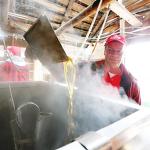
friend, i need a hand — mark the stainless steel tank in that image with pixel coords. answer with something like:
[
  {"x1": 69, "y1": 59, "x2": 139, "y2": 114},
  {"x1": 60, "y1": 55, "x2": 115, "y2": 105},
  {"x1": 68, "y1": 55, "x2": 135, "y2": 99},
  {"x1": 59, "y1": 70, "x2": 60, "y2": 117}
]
[{"x1": 0, "y1": 81, "x2": 138, "y2": 150}]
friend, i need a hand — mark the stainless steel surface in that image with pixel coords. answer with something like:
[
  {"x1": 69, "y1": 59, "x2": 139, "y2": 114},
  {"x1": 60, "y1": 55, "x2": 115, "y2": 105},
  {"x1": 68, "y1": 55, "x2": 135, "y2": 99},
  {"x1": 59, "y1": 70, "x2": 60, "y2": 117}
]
[
  {"x1": 0, "y1": 81, "x2": 139, "y2": 149},
  {"x1": 58, "y1": 108, "x2": 150, "y2": 150},
  {"x1": 76, "y1": 132, "x2": 108, "y2": 150},
  {"x1": 96, "y1": 108, "x2": 150, "y2": 149},
  {"x1": 121, "y1": 124, "x2": 150, "y2": 150}
]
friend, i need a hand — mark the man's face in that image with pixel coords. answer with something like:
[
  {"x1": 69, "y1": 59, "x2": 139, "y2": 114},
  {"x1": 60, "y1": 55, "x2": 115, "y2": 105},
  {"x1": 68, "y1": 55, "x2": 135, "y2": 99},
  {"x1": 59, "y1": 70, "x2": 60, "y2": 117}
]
[{"x1": 104, "y1": 41, "x2": 124, "y2": 67}]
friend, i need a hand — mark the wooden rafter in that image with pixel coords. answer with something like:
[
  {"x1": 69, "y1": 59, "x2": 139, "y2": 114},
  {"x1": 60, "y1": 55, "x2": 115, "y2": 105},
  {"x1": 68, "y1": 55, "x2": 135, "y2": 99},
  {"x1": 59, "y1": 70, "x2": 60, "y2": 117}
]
[
  {"x1": 0, "y1": 36, "x2": 27, "y2": 47},
  {"x1": 103, "y1": 16, "x2": 150, "y2": 37},
  {"x1": 122, "y1": 0, "x2": 139, "y2": 8},
  {"x1": 9, "y1": 18, "x2": 60, "y2": 32},
  {"x1": 9, "y1": 20, "x2": 31, "y2": 32},
  {"x1": 2, "y1": 0, "x2": 150, "y2": 47},
  {"x1": 104, "y1": 21, "x2": 119, "y2": 33},
  {"x1": 61, "y1": 0, "x2": 76, "y2": 24},
  {"x1": 108, "y1": 0, "x2": 150, "y2": 23},
  {"x1": 101, "y1": 4, "x2": 150, "y2": 35},
  {"x1": 8, "y1": 12, "x2": 37, "y2": 24},
  {"x1": 75, "y1": 22, "x2": 90, "y2": 31},
  {"x1": 32, "y1": 0, "x2": 66, "y2": 14},
  {"x1": 109, "y1": 0, "x2": 142, "y2": 26},
  {"x1": 101, "y1": 1, "x2": 150, "y2": 34},
  {"x1": 91, "y1": 13, "x2": 105, "y2": 37},
  {"x1": 81, "y1": 0, "x2": 96, "y2": 5},
  {"x1": 56, "y1": 0, "x2": 113, "y2": 35},
  {"x1": 127, "y1": 0, "x2": 150, "y2": 13},
  {"x1": 57, "y1": 0, "x2": 69, "y2": 6},
  {"x1": 9, "y1": 0, "x2": 16, "y2": 12},
  {"x1": 0, "y1": 0, "x2": 10, "y2": 25}
]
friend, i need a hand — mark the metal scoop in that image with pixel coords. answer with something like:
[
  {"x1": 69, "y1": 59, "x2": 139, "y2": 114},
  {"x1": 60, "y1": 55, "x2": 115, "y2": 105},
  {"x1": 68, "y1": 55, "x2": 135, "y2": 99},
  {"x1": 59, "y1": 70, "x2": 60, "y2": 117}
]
[{"x1": 24, "y1": 15, "x2": 68, "y2": 64}]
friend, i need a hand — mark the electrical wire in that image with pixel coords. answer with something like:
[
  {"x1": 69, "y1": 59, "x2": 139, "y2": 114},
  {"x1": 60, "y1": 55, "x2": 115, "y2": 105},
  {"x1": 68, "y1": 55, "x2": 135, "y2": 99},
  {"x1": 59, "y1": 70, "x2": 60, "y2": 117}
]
[
  {"x1": 9, "y1": 84, "x2": 16, "y2": 112},
  {"x1": 88, "y1": 9, "x2": 110, "y2": 60},
  {"x1": 81, "y1": 0, "x2": 103, "y2": 48}
]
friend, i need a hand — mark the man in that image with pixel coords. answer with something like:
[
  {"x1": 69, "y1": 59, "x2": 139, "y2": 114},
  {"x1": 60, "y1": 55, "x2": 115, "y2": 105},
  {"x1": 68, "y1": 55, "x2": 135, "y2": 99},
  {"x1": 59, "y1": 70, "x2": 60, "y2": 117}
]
[{"x1": 91, "y1": 34, "x2": 141, "y2": 105}]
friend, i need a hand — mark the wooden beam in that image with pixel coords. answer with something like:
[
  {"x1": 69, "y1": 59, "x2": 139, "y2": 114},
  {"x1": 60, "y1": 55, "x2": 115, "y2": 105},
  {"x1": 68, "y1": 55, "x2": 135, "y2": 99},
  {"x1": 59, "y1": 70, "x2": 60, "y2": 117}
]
[
  {"x1": 63, "y1": 27, "x2": 87, "y2": 36},
  {"x1": 9, "y1": 19, "x2": 60, "y2": 32},
  {"x1": 0, "y1": 23, "x2": 24, "y2": 35},
  {"x1": 9, "y1": 11, "x2": 64, "y2": 26},
  {"x1": 32, "y1": 0, "x2": 66, "y2": 14},
  {"x1": 103, "y1": 17, "x2": 150, "y2": 37},
  {"x1": 127, "y1": 0, "x2": 150, "y2": 13},
  {"x1": 104, "y1": 23, "x2": 119, "y2": 33},
  {"x1": 0, "y1": 36, "x2": 27, "y2": 47},
  {"x1": 122, "y1": 0, "x2": 139, "y2": 8},
  {"x1": 75, "y1": 22, "x2": 90, "y2": 31},
  {"x1": 8, "y1": 12, "x2": 37, "y2": 24},
  {"x1": 9, "y1": 20, "x2": 31, "y2": 32},
  {"x1": 79, "y1": 0, "x2": 95, "y2": 6},
  {"x1": 108, "y1": 0, "x2": 150, "y2": 23},
  {"x1": 3, "y1": 20, "x2": 86, "y2": 48},
  {"x1": 70, "y1": 10, "x2": 93, "y2": 24},
  {"x1": 118, "y1": 0, "x2": 125, "y2": 35},
  {"x1": 109, "y1": 0, "x2": 142, "y2": 27},
  {"x1": 56, "y1": 0, "x2": 113, "y2": 35},
  {"x1": 91, "y1": 14, "x2": 105, "y2": 37},
  {"x1": 0, "y1": 0, "x2": 10, "y2": 25},
  {"x1": 61, "y1": 0, "x2": 76, "y2": 24},
  {"x1": 101, "y1": 19, "x2": 150, "y2": 34},
  {"x1": 76, "y1": 11, "x2": 103, "y2": 30},
  {"x1": 57, "y1": 0, "x2": 69, "y2": 6},
  {"x1": 102, "y1": 8, "x2": 150, "y2": 36},
  {"x1": 9, "y1": 0, "x2": 15, "y2": 12},
  {"x1": 72, "y1": 2, "x2": 86, "y2": 13},
  {"x1": 70, "y1": 9, "x2": 102, "y2": 24}
]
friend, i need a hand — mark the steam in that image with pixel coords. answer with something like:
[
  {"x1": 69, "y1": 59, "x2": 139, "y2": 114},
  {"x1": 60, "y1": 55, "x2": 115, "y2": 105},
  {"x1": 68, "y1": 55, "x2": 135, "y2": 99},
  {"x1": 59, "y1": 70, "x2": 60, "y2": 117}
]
[
  {"x1": 76, "y1": 62, "x2": 138, "y2": 107},
  {"x1": 58, "y1": 26, "x2": 86, "y2": 63},
  {"x1": 64, "y1": 62, "x2": 139, "y2": 140},
  {"x1": 47, "y1": 25, "x2": 140, "y2": 144}
]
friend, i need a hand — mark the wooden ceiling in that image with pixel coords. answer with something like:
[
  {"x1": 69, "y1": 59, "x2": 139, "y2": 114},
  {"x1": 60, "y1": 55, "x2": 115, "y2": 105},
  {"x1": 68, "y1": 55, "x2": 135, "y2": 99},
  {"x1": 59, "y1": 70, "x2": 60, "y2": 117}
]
[{"x1": 0, "y1": 0, "x2": 150, "y2": 47}]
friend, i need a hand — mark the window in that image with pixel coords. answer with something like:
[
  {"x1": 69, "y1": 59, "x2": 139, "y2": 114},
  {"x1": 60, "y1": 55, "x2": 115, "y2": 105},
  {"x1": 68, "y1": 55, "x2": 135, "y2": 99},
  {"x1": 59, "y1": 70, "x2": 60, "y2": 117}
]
[{"x1": 125, "y1": 42, "x2": 150, "y2": 106}]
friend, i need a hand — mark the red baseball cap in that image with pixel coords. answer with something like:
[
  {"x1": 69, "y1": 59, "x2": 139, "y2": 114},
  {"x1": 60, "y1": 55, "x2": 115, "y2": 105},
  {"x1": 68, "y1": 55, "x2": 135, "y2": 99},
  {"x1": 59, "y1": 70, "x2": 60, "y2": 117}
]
[{"x1": 105, "y1": 34, "x2": 126, "y2": 45}]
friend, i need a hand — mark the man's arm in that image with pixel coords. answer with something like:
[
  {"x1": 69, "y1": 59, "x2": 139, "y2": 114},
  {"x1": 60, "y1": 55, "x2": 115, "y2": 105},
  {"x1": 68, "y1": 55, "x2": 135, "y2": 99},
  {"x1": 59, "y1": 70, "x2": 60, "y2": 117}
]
[{"x1": 129, "y1": 81, "x2": 141, "y2": 105}]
